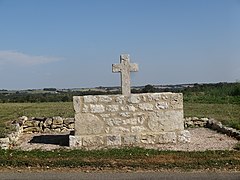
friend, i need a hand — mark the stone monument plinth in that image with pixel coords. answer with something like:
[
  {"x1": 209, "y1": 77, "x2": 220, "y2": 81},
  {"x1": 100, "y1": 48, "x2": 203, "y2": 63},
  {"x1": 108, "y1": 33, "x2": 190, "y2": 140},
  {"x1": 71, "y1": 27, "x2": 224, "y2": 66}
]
[{"x1": 69, "y1": 54, "x2": 190, "y2": 149}]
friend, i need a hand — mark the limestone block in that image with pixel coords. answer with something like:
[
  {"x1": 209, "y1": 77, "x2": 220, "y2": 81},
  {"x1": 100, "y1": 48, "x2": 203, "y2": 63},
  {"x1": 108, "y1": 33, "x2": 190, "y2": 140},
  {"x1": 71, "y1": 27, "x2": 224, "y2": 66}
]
[
  {"x1": 122, "y1": 135, "x2": 140, "y2": 145},
  {"x1": 12, "y1": 123, "x2": 20, "y2": 133},
  {"x1": 100, "y1": 114, "x2": 111, "y2": 118},
  {"x1": 111, "y1": 127, "x2": 130, "y2": 133},
  {"x1": 61, "y1": 127, "x2": 69, "y2": 133},
  {"x1": 8, "y1": 133, "x2": 19, "y2": 143},
  {"x1": 106, "y1": 135, "x2": 121, "y2": 146},
  {"x1": 133, "y1": 112, "x2": 145, "y2": 117},
  {"x1": 44, "y1": 118, "x2": 53, "y2": 127},
  {"x1": 82, "y1": 105, "x2": 89, "y2": 113},
  {"x1": 128, "y1": 95, "x2": 141, "y2": 104},
  {"x1": 147, "y1": 94, "x2": 161, "y2": 101},
  {"x1": 161, "y1": 93, "x2": 171, "y2": 100},
  {"x1": 24, "y1": 120, "x2": 39, "y2": 127},
  {"x1": 69, "y1": 135, "x2": 82, "y2": 147},
  {"x1": 200, "y1": 117, "x2": 209, "y2": 121},
  {"x1": 52, "y1": 128, "x2": 61, "y2": 133},
  {"x1": 73, "y1": 96, "x2": 81, "y2": 113},
  {"x1": 170, "y1": 93, "x2": 183, "y2": 109},
  {"x1": 158, "y1": 132, "x2": 177, "y2": 144},
  {"x1": 123, "y1": 118, "x2": 138, "y2": 125},
  {"x1": 120, "y1": 106, "x2": 127, "y2": 111},
  {"x1": 115, "y1": 96, "x2": 125, "y2": 104},
  {"x1": 127, "y1": 105, "x2": 136, "y2": 112},
  {"x1": 67, "y1": 123, "x2": 75, "y2": 129},
  {"x1": 99, "y1": 96, "x2": 112, "y2": 103},
  {"x1": 119, "y1": 112, "x2": 131, "y2": 118},
  {"x1": 105, "y1": 127, "x2": 110, "y2": 133},
  {"x1": 131, "y1": 126, "x2": 146, "y2": 133},
  {"x1": 178, "y1": 130, "x2": 191, "y2": 143},
  {"x1": 141, "y1": 134, "x2": 157, "y2": 144},
  {"x1": 63, "y1": 118, "x2": 75, "y2": 125},
  {"x1": 39, "y1": 121, "x2": 44, "y2": 130},
  {"x1": 44, "y1": 128, "x2": 51, "y2": 133},
  {"x1": 19, "y1": 116, "x2": 28, "y2": 121},
  {"x1": 147, "y1": 111, "x2": 184, "y2": 132},
  {"x1": 84, "y1": 95, "x2": 98, "y2": 103},
  {"x1": 0, "y1": 138, "x2": 9, "y2": 150},
  {"x1": 89, "y1": 104, "x2": 105, "y2": 113},
  {"x1": 155, "y1": 102, "x2": 169, "y2": 110},
  {"x1": 138, "y1": 103, "x2": 154, "y2": 111},
  {"x1": 75, "y1": 113, "x2": 104, "y2": 135},
  {"x1": 23, "y1": 127, "x2": 41, "y2": 133},
  {"x1": 106, "y1": 105, "x2": 119, "y2": 112},
  {"x1": 137, "y1": 116, "x2": 145, "y2": 124},
  {"x1": 82, "y1": 136, "x2": 104, "y2": 147},
  {"x1": 51, "y1": 124, "x2": 63, "y2": 129},
  {"x1": 53, "y1": 116, "x2": 63, "y2": 125},
  {"x1": 105, "y1": 118, "x2": 122, "y2": 126}
]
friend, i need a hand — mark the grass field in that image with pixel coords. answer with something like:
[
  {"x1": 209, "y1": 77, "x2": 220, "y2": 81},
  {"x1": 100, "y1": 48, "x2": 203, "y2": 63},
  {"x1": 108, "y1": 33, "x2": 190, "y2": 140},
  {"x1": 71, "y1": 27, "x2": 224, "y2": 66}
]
[
  {"x1": 0, "y1": 102, "x2": 74, "y2": 137},
  {"x1": 0, "y1": 101, "x2": 240, "y2": 137}
]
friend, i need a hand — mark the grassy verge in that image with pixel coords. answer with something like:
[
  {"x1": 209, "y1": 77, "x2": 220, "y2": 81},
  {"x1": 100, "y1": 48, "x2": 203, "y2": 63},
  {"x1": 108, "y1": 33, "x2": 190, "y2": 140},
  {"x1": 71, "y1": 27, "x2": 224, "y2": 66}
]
[{"x1": 0, "y1": 148, "x2": 239, "y2": 171}]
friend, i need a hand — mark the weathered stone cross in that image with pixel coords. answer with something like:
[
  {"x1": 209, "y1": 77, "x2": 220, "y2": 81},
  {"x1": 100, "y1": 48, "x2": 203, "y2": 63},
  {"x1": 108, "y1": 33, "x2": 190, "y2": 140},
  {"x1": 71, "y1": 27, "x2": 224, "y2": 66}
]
[{"x1": 112, "y1": 54, "x2": 139, "y2": 96}]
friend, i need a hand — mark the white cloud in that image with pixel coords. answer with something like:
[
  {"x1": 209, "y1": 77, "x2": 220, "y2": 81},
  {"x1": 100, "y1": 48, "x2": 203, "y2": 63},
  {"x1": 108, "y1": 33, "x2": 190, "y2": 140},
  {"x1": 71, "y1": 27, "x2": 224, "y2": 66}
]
[{"x1": 0, "y1": 50, "x2": 62, "y2": 66}]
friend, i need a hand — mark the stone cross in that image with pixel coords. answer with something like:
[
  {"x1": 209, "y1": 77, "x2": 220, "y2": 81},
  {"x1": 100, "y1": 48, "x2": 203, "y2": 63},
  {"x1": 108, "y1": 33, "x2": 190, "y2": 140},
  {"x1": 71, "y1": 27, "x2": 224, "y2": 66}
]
[{"x1": 112, "y1": 54, "x2": 139, "y2": 96}]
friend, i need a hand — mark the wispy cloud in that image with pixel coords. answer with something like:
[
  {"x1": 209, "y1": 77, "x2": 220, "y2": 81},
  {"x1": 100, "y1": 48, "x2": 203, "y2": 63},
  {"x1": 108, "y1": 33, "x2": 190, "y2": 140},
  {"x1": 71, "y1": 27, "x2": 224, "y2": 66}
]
[{"x1": 0, "y1": 50, "x2": 63, "y2": 66}]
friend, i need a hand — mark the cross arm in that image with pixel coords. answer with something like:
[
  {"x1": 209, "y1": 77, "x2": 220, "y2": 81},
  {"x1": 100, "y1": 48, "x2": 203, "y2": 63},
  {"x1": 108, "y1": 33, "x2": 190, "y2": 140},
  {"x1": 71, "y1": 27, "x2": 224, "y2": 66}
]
[
  {"x1": 130, "y1": 63, "x2": 139, "y2": 72},
  {"x1": 112, "y1": 64, "x2": 122, "y2": 73}
]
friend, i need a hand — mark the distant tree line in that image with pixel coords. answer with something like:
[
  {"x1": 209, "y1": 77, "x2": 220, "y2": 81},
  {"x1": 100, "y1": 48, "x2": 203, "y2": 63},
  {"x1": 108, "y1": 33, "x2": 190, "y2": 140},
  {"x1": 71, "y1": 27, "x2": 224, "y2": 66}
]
[
  {"x1": 182, "y1": 82, "x2": 240, "y2": 104},
  {"x1": 0, "y1": 90, "x2": 119, "y2": 103},
  {"x1": 0, "y1": 83, "x2": 239, "y2": 104}
]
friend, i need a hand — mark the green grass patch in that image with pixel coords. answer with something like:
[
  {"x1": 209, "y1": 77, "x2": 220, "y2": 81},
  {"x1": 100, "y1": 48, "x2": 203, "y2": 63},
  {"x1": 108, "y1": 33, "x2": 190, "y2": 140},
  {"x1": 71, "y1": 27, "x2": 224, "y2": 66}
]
[
  {"x1": 184, "y1": 103, "x2": 240, "y2": 129},
  {"x1": 0, "y1": 102, "x2": 74, "y2": 137},
  {"x1": 0, "y1": 148, "x2": 239, "y2": 170},
  {"x1": 234, "y1": 143, "x2": 240, "y2": 151}
]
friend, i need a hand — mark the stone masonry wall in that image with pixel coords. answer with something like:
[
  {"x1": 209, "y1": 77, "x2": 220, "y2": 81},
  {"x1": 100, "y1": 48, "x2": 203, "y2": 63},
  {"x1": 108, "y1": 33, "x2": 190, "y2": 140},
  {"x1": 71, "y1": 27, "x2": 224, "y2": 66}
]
[
  {"x1": 0, "y1": 116, "x2": 74, "y2": 149},
  {"x1": 22, "y1": 116, "x2": 75, "y2": 133},
  {"x1": 70, "y1": 93, "x2": 190, "y2": 149}
]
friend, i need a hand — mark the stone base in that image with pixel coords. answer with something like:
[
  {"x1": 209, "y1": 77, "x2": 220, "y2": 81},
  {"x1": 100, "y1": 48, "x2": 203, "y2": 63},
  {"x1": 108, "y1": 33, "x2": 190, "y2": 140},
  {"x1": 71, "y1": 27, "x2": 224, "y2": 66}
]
[
  {"x1": 69, "y1": 130, "x2": 190, "y2": 150},
  {"x1": 71, "y1": 92, "x2": 189, "y2": 150}
]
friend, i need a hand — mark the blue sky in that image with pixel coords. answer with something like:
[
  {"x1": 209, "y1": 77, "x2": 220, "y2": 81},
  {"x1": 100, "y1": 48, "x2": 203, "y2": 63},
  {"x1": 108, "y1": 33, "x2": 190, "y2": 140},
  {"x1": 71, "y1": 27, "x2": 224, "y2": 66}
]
[{"x1": 0, "y1": 0, "x2": 239, "y2": 89}]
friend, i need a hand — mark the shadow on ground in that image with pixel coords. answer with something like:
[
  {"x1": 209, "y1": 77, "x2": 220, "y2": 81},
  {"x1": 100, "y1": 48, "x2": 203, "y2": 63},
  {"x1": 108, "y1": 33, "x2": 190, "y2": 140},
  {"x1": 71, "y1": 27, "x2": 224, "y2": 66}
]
[{"x1": 29, "y1": 135, "x2": 69, "y2": 146}]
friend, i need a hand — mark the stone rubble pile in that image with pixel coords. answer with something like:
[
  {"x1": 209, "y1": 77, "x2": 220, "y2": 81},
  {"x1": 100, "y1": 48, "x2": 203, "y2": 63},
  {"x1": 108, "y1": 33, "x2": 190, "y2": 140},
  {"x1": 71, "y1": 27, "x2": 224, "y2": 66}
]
[
  {"x1": 184, "y1": 117, "x2": 209, "y2": 128},
  {"x1": 185, "y1": 117, "x2": 240, "y2": 140},
  {"x1": 206, "y1": 119, "x2": 240, "y2": 140}
]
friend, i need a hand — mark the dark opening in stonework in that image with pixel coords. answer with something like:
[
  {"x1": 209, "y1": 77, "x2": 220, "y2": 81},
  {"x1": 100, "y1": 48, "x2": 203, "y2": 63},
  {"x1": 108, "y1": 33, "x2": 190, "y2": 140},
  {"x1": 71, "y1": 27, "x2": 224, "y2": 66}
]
[{"x1": 29, "y1": 134, "x2": 69, "y2": 146}]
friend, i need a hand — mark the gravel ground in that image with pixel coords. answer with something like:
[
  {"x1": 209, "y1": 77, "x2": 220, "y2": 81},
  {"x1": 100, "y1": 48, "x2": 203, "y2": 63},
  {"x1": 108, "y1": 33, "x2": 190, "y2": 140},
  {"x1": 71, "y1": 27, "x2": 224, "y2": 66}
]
[{"x1": 14, "y1": 128, "x2": 238, "y2": 151}]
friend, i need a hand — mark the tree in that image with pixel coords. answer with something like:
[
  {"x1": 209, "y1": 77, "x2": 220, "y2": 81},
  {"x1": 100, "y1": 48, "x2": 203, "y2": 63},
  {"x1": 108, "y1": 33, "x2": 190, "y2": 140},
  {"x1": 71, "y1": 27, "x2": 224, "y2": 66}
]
[{"x1": 142, "y1": 84, "x2": 156, "y2": 93}]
